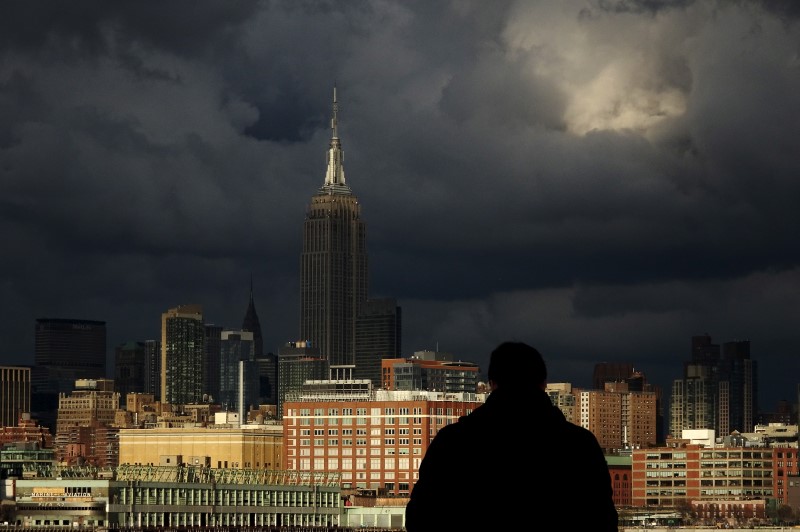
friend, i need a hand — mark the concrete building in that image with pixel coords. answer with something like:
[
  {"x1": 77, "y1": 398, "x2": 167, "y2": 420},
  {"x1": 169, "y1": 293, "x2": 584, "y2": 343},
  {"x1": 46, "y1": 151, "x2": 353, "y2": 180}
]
[
  {"x1": 0, "y1": 366, "x2": 30, "y2": 428},
  {"x1": 300, "y1": 87, "x2": 368, "y2": 368},
  {"x1": 161, "y1": 305, "x2": 205, "y2": 405},
  {"x1": 54, "y1": 379, "x2": 120, "y2": 466},
  {"x1": 118, "y1": 424, "x2": 282, "y2": 470},
  {"x1": 283, "y1": 385, "x2": 487, "y2": 496}
]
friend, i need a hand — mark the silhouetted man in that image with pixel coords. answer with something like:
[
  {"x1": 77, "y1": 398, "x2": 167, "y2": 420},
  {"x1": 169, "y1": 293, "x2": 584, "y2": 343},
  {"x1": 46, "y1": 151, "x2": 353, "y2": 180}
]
[{"x1": 405, "y1": 341, "x2": 618, "y2": 531}]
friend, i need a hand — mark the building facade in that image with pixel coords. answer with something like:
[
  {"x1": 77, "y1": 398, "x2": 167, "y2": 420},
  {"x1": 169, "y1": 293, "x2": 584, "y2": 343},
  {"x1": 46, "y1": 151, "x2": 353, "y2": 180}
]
[
  {"x1": 32, "y1": 318, "x2": 107, "y2": 431},
  {"x1": 300, "y1": 87, "x2": 368, "y2": 368},
  {"x1": 114, "y1": 341, "x2": 145, "y2": 408},
  {"x1": 277, "y1": 341, "x2": 328, "y2": 419},
  {"x1": 54, "y1": 379, "x2": 120, "y2": 466},
  {"x1": 160, "y1": 305, "x2": 205, "y2": 405},
  {"x1": 118, "y1": 425, "x2": 283, "y2": 471},
  {"x1": 218, "y1": 330, "x2": 256, "y2": 414},
  {"x1": 353, "y1": 298, "x2": 402, "y2": 385},
  {"x1": 670, "y1": 334, "x2": 758, "y2": 438},
  {"x1": 143, "y1": 339, "x2": 161, "y2": 399},
  {"x1": 283, "y1": 387, "x2": 487, "y2": 496},
  {"x1": 0, "y1": 365, "x2": 30, "y2": 428},
  {"x1": 381, "y1": 357, "x2": 479, "y2": 393},
  {"x1": 631, "y1": 443, "x2": 799, "y2": 508}
]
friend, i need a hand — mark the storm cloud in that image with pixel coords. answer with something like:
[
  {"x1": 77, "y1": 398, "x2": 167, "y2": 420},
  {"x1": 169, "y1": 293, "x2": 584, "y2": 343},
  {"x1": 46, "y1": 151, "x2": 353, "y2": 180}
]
[{"x1": 2, "y1": 0, "x2": 799, "y2": 412}]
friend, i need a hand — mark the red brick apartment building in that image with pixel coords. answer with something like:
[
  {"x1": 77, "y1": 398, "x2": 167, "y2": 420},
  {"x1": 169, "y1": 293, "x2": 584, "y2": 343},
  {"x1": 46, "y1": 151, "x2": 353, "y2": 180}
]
[
  {"x1": 283, "y1": 388, "x2": 487, "y2": 497},
  {"x1": 632, "y1": 443, "x2": 799, "y2": 508}
]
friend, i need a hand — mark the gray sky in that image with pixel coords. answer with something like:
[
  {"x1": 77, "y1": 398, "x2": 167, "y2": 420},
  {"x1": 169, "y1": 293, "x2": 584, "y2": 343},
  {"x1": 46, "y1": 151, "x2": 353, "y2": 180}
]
[{"x1": 1, "y1": 0, "x2": 799, "y2": 415}]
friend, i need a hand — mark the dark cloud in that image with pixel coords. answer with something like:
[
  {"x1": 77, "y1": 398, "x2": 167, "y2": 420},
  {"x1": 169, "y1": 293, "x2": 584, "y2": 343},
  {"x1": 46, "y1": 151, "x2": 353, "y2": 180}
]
[{"x1": 1, "y1": 0, "x2": 799, "y2": 412}]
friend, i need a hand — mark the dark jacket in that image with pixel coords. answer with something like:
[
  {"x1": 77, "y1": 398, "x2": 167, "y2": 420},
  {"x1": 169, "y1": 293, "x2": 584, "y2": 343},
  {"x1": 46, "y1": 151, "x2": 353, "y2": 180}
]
[{"x1": 405, "y1": 387, "x2": 618, "y2": 531}]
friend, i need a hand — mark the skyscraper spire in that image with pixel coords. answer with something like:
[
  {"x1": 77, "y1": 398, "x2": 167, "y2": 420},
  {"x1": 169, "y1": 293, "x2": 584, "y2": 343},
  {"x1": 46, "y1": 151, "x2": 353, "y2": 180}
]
[
  {"x1": 242, "y1": 275, "x2": 264, "y2": 357},
  {"x1": 322, "y1": 85, "x2": 349, "y2": 192}
]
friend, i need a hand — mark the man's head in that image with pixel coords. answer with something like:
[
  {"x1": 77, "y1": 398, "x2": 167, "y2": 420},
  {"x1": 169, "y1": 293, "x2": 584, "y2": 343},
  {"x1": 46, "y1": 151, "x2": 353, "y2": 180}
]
[{"x1": 487, "y1": 341, "x2": 547, "y2": 390}]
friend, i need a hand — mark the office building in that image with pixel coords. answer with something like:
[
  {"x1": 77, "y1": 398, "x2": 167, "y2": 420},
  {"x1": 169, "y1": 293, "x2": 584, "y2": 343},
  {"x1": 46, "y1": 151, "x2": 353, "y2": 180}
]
[
  {"x1": 670, "y1": 334, "x2": 758, "y2": 437},
  {"x1": 32, "y1": 318, "x2": 106, "y2": 430},
  {"x1": 241, "y1": 278, "x2": 264, "y2": 357},
  {"x1": 353, "y1": 298, "x2": 401, "y2": 385},
  {"x1": 114, "y1": 341, "x2": 146, "y2": 408},
  {"x1": 253, "y1": 352, "x2": 278, "y2": 408},
  {"x1": 277, "y1": 341, "x2": 327, "y2": 419},
  {"x1": 218, "y1": 330, "x2": 257, "y2": 414},
  {"x1": 161, "y1": 305, "x2": 205, "y2": 405},
  {"x1": 204, "y1": 323, "x2": 223, "y2": 403},
  {"x1": 1, "y1": 366, "x2": 31, "y2": 428},
  {"x1": 300, "y1": 87, "x2": 368, "y2": 367}
]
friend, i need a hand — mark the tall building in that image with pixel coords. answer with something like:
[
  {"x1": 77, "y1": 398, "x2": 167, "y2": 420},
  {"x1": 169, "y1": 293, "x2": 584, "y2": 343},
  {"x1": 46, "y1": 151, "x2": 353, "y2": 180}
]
[
  {"x1": 32, "y1": 318, "x2": 106, "y2": 431},
  {"x1": 114, "y1": 341, "x2": 146, "y2": 408},
  {"x1": 161, "y1": 305, "x2": 205, "y2": 405},
  {"x1": 353, "y1": 298, "x2": 402, "y2": 385},
  {"x1": 670, "y1": 334, "x2": 758, "y2": 437},
  {"x1": 0, "y1": 366, "x2": 31, "y2": 428},
  {"x1": 300, "y1": 87, "x2": 368, "y2": 367},
  {"x1": 204, "y1": 324, "x2": 223, "y2": 403},
  {"x1": 218, "y1": 330, "x2": 257, "y2": 414},
  {"x1": 242, "y1": 277, "x2": 264, "y2": 357},
  {"x1": 143, "y1": 339, "x2": 161, "y2": 399},
  {"x1": 277, "y1": 341, "x2": 327, "y2": 419},
  {"x1": 254, "y1": 352, "x2": 278, "y2": 408}
]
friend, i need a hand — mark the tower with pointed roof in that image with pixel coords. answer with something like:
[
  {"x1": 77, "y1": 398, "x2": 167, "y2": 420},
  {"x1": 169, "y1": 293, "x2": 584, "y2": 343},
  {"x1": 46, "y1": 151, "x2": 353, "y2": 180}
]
[
  {"x1": 242, "y1": 275, "x2": 264, "y2": 357},
  {"x1": 300, "y1": 87, "x2": 368, "y2": 367}
]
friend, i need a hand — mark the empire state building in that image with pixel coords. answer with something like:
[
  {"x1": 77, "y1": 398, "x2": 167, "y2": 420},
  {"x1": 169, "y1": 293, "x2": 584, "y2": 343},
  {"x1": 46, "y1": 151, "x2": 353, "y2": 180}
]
[{"x1": 300, "y1": 87, "x2": 368, "y2": 367}]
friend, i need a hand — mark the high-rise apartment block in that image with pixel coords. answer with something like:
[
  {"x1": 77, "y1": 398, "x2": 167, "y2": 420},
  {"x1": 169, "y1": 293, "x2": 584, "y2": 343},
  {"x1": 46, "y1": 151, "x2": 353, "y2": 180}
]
[
  {"x1": 353, "y1": 298, "x2": 401, "y2": 385},
  {"x1": 283, "y1": 387, "x2": 486, "y2": 496},
  {"x1": 670, "y1": 334, "x2": 758, "y2": 437},
  {"x1": 161, "y1": 305, "x2": 205, "y2": 405},
  {"x1": 1, "y1": 366, "x2": 31, "y2": 428},
  {"x1": 300, "y1": 87, "x2": 368, "y2": 367},
  {"x1": 547, "y1": 382, "x2": 657, "y2": 450}
]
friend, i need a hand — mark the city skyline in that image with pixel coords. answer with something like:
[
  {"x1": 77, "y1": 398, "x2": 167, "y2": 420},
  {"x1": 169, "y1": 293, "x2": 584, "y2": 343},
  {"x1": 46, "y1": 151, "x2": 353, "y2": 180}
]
[{"x1": 1, "y1": 1, "x2": 800, "y2": 410}]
